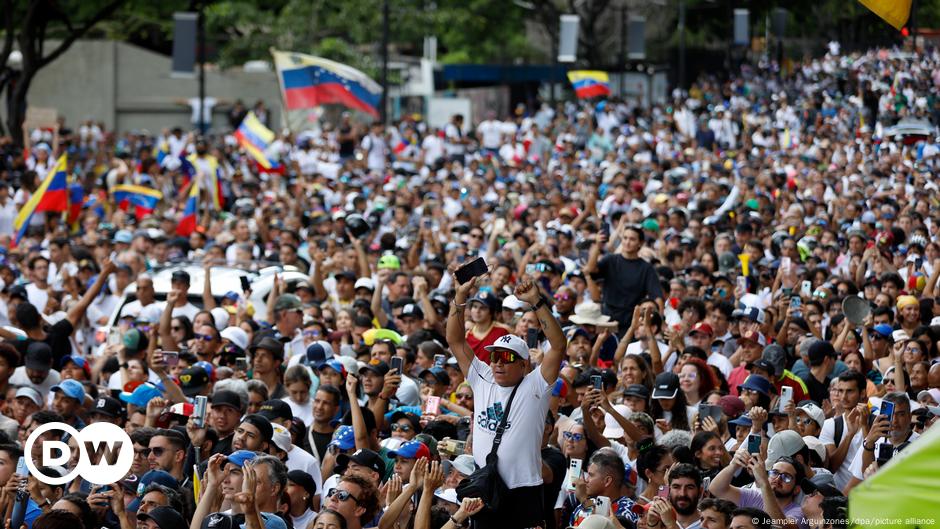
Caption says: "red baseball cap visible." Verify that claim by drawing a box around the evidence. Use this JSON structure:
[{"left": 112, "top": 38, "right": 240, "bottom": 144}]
[{"left": 689, "top": 322, "right": 714, "bottom": 336}]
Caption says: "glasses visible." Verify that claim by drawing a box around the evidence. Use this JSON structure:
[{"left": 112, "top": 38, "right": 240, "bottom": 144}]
[
  {"left": 563, "top": 431, "right": 584, "bottom": 442},
  {"left": 768, "top": 470, "right": 795, "bottom": 483},
  {"left": 456, "top": 393, "right": 473, "bottom": 400},
  {"left": 150, "top": 447, "right": 170, "bottom": 457},
  {"left": 869, "top": 334, "right": 885, "bottom": 341},
  {"left": 135, "top": 448, "right": 151, "bottom": 457},
  {"left": 303, "top": 330, "right": 321, "bottom": 337},
  {"left": 391, "top": 424, "right": 412, "bottom": 432},
  {"left": 194, "top": 333, "right": 214, "bottom": 342},
  {"left": 327, "top": 488, "right": 360, "bottom": 504},
  {"left": 489, "top": 349, "right": 519, "bottom": 364},
  {"left": 795, "top": 418, "right": 814, "bottom": 426},
  {"left": 554, "top": 293, "right": 571, "bottom": 301},
  {"left": 679, "top": 372, "right": 697, "bottom": 380}
]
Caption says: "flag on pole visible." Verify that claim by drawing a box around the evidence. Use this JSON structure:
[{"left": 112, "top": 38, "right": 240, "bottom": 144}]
[
  {"left": 184, "top": 153, "right": 224, "bottom": 210},
  {"left": 567, "top": 71, "right": 611, "bottom": 99},
  {"left": 176, "top": 182, "right": 199, "bottom": 236},
  {"left": 271, "top": 50, "right": 382, "bottom": 118},
  {"left": 13, "top": 154, "right": 68, "bottom": 246},
  {"left": 112, "top": 184, "right": 164, "bottom": 221},
  {"left": 234, "top": 112, "right": 281, "bottom": 171},
  {"left": 67, "top": 183, "right": 84, "bottom": 232},
  {"left": 859, "top": 0, "right": 911, "bottom": 30}
]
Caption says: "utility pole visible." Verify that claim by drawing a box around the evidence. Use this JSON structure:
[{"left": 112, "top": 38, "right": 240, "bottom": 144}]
[
  {"left": 197, "top": 4, "right": 206, "bottom": 135},
  {"left": 381, "top": 0, "right": 390, "bottom": 125},
  {"left": 678, "top": 0, "right": 686, "bottom": 89}
]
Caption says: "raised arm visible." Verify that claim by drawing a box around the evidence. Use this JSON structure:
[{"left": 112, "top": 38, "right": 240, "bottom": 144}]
[
  {"left": 159, "top": 289, "right": 180, "bottom": 351},
  {"left": 202, "top": 262, "right": 217, "bottom": 310},
  {"left": 345, "top": 374, "right": 370, "bottom": 450},
  {"left": 445, "top": 264, "right": 482, "bottom": 376},
  {"left": 67, "top": 258, "right": 117, "bottom": 328},
  {"left": 583, "top": 232, "right": 607, "bottom": 276},
  {"left": 708, "top": 445, "right": 748, "bottom": 504},
  {"left": 514, "top": 279, "right": 565, "bottom": 384}
]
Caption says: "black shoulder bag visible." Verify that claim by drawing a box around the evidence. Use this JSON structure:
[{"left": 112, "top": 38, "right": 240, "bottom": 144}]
[{"left": 455, "top": 383, "right": 520, "bottom": 513}]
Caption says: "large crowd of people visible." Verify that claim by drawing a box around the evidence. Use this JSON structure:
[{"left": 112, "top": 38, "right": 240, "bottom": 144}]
[{"left": 0, "top": 43, "right": 937, "bottom": 529}]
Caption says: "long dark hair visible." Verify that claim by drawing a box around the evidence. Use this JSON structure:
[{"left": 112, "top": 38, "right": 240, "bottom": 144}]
[{"left": 650, "top": 391, "right": 691, "bottom": 431}]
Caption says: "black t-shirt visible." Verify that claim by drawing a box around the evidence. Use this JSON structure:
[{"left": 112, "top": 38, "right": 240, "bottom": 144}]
[
  {"left": 804, "top": 372, "right": 831, "bottom": 405},
  {"left": 311, "top": 428, "right": 334, "bottom": 462},
  {"left": 592, "top": 254, "right": 663, "bottom": 325},
  {"left": 14, "top": 319, "right": 74, "bottom": 366},
  {"left": 338, "top": 125, "right": 356, "bottom": 157},
  {"left": 541, "top": 446, "right": 567, "bottom": 529}
]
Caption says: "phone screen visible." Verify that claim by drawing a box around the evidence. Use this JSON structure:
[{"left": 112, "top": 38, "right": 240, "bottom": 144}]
[
  {"left": 390, "top": 356, "right": 403, "bottom": 373},
  {"left": 881, "top": 401, "right": 895, "bottom": 423},
  {"left": 454, "top": 257, "right": 487, "bottom": 284},
  {"left": 240, "top": 276, "right": 251, "bottom": 293},
  {"left": 526, "top": 328, "right": 539, "bottom": 349},
  {"left": 591, "top": 375, "right": 603, "bottom": 390},
  {"left": 747, "top": 434, "right": 761, "bottom": 454},
  {"left": 433, "top": 354, "right": 446, "bottom": 368}
]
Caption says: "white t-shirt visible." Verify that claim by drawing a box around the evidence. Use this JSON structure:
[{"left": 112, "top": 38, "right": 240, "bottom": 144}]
[
  {"left": 467, "top": 357, "right": 550, "bottom": 489},
  {"left": 444, "top": 123, "right": 465, "bottom": 156},
  {"left": 819, "top": 413, "right": 864, "bottom": 490},
  {"left": 10, "top": 367, "right": 60, "bottom": 400},
  {"left": 477, "top": 120, "right": 504, "bottom": 149},
  {"left": 849, "top": 431, "right": 919, "bottom": 480},
  {"left": 286, "top": 445, "right": 324, "bottom": 502},
  {"left": 282, "top": 396, "right": 314, "bottom": 428},
  {"left": 187, "top": 97, "right": 218, "bottom": 125},
  {"left": 707, "top": 352, "right": 733, "bottom": 379},
  {"left": 25, "top": 283, "right": 49, "bottom": 313},
  {"left": 421, "top": 135, "right": 444, "bottom": 166}
]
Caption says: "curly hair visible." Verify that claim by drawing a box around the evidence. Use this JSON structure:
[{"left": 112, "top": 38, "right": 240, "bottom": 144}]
[{"left": 339, "top": 473, "right": 379, "bottom": 526}]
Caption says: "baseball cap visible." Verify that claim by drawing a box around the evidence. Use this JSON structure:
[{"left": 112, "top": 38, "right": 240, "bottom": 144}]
[
  {"left": 360, "top": 359, "right": 390, "bottom": 377},
  {"left": 271, "top": 424, "right": 292, "bottom": 453},
  {"left": 801, "top": 473, "right": 844, "bottom": 498},
  {"left": 129, "top": 470, "right": 179, "bottom": 510},
  {"left": 220, "top": 327, "right": 249, "bottom": 351},
  {"left": 871, "top": 324, "right": 894, "bottom": 340},
  {"left": 761, "top": 344, "right": 787, "bottom": 378},
  {"left": 389, "top": 411, "right": 421, "bottom": 433},
  {"left": 733, "top": 306, "right": 766, "bottom": 324},
  {"left": 303, "top": 342, "right": 331, "bottom": 368},
  {"left": 51, "top": 379, "right": 85, "bottom": 402},
  {"left": 452, "top": 454, "right": 476, "bottom": 476},
  {"left": 689, "top": 322, "right": 713, "bottom": 336},
  {"left": 737, "top": 374, "right": 774, "bottom": 397},
  {"left": 336, "top": 448, "right": 385, "bottom": 475},
  {"left": 718, "top": 395, "right": 745, "bottom": 419},
  {"left": 209, "top": 390, "right": 245, "bottom": 413},
  {"left": 739, "top": 331, "right": 767, "bottom": 347},
  {"left": 91, "top": 396, "right": 124, "bottom": 418},
  {"left": 60, "top": 355, "right": 92, "bottom": 377},
  {"left": 803, "top": 436, "right": 827, "bottom": 465},
  {"left": 765, "top": 430, "right": 806, "bottom": 470},
  {"left": 602, "top": 404, "right": 632, "bottom": 438},
  {"left": 273, "top": 294, "right": 303, "bottom": 312},
  {"left": 751, "top": 359, "right": 777, "bottom": 377},
  {"left": 483, "top": 334, "right": 530, "bottom": 359},
  {"left": 652, "top": 372, "right": 680, "bottom": 399},
  {"left": 399, "top": 303, "right": 424, "bottom": 319},
  {"left": 623, "top": 384, "right": 651, "bottom": 400},
  {"left": 178, "top": 366, "right": 210, "bottom": 397},
  {"left": 468, "top": 291, "right": 500, "bottom": 313},
  {"left": 377, "top": 254, "right": 401, "bottom": 270},
  {"left": 241, "top": 414, "right": 274, "bottom": 443},
  {"left": 577, "top": 515, "right": 617, "bottom": 529},
  {"left": 251, "top": 336, "right": 285, "bottom": 361},
  {"left": 419, "top": 366, "right": 450, "bottom": 386},
  {"left": 137, "top": 506, "right": 186, "bottom": 529},
  {"left": 287, "top": 469, "right": 318, "bottom": 498},
  {"left": 389, "top": 440, "right": 431, "bottom": 460},
  {"left": 123, "top": 328, "right": 148, "bottom": 354},
  {"left": 354, "top": 278, "right": 375, "bottom": 291},
  {"left": 113, "top": 230, "right": 133, "bottom": 244},
  {"left": 502, "top": 295, "right": 527, "bottom": 311},
  {"left": 120, "top": 382, "right": 163, "bottom": 407},
  {"left": 15, "top": 387, "right": 43, "bottom": 407},
  {"left": 329, "top": 425, "right": 356, "bottom": 451},
  {"left": 796, "top": 402, "right": 826, "bottom": 428},
  {"left": 201, "top": 513, "right": 239, "bottom": 529},
  {"left": 319, "top": 359, "right": 347, "bottom": 376},
  {"left": 258, "top": 400, "right": 294, "bottom": 423},
  {"left": 225, "top": 450, "right": 258, "bottom": 469},
  {"left": 7, "top": 285, "right": 28, "bottom": 302},
  {"left": 891, "top": 329, "right": 910, "bottom": 343},
  {"left": 24, "top": 342, "right": 53, "bottom": 371}
]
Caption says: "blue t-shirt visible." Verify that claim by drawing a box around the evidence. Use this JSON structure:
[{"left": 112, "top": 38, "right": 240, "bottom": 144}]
[
  {"left": 241, "top": 512, "right": 288, "bottom": 529},
  {"left": 23, "top": 498, "right": 43, "bottom": 529}
]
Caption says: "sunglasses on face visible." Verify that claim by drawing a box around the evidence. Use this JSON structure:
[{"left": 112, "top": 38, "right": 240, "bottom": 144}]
[
  {"left": 456, "top": 393, "right": 473, "bottom": 400},
  {"left": 563, "top": 431, "right": 584, "bottom": 442},
  {"left": 795, "top": 418, "right": 814, "bottom": 426},
  {"left": 768, "top": 470, "right": 795, "bottom": 483},
  {"left": 303, "top": 330, "right": 321, "bottom": 337},
  {"left": 194, "top": 333, "right": 215, "bottom": 342},
  {"left": 391, "top": 424, "right": 412, "bottom": 432},
  {"left": 150, "top": 447, "right": 171, "bottom": 457},
  {"left": 135, "top": 448, "right": 151, "bottom": 457},
  {"left": 554, "top": 293, "right": 571, "bottom": 301},
  {"left": 489, "top": 349, "right": 519, "bottom": 364},
  {"left": 327, "top": 488, "right": 360, "bottom": 504}
]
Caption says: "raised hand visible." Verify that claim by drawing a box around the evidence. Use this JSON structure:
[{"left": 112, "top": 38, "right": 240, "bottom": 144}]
[
  {"left": 424, "top": 460, "right": 445, "bottom": 492},
  {"left": 514, "top": 278, "right": 542, "bottom": 306},
  {"left": 409, "top": 457, "right": 429, "bottom": 490},
  {"left": 206, "top": 453, "right": 228, "bottom": 487},
  {"left": 385, "top": 474, "right": 402, "bottom": 508}
]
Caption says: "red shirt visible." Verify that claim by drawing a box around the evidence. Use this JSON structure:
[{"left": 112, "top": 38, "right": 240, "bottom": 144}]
[
  {"left": 728, "top": 364, "right": 750, "bottom": 397},
  {"left": 466, "top": 325, "right": 509, "bottom": 363}
]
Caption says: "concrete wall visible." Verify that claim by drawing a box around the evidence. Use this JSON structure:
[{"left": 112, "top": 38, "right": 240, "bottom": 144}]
[{"left": 20, "top": 40, "right": 283, "bottom": 134}]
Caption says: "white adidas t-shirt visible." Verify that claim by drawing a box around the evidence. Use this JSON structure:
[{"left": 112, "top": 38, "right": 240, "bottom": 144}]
[{"left": 467, "top": 357, "right": 551, "bottom": 489}]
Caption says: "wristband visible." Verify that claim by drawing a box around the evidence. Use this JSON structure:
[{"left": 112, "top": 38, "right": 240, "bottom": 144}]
[
  {"left": 449, "top": 515, "right": 468, "bottom": 527},
  {"left": 532, "top": 296, "right": 549, "bottom": 312},
  {"left": 863, "top": 442, "right": 875, "bottom": 451}
]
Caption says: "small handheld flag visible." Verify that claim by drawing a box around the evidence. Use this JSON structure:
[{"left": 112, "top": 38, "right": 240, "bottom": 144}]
[
  {"left": 567, "top": 71, "right": 611, "bottom": 99},
  {"left": 13, "top": 154, "right": 69, "bottom": 246}
]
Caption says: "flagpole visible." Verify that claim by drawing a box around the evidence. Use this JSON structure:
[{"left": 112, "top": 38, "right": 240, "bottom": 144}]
[
  {"left": 270, "top": 49, "right": 291, "bottom": 132},
  {"left": 381, "top": 0, "right": 390, "bottom": 125}
]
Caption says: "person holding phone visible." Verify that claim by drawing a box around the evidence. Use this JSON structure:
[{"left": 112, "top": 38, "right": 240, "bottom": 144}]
[
  {"left": 845, "top": 392, "right": 918, "bottom": 492},
  {"left": 446, "top": 269, "right": 567, "bottom": 528}
]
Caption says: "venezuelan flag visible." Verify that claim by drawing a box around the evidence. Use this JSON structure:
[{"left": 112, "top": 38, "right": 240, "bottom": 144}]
[
  {"left": 176, "top": 181, "right": 199, "bottom": 236},
  {"left": 393, "top": 136, "right": 411, "bottom": 155},
  {"left": 13, "top": 154, "right": 68, "bottom": 246},
  {"left": 567, "top": 71, "right": 611, "bottom": 99},
  {"left": 272, "top": 50, "right": 382, "bottom": 118},
  {"left": 112, "top": 184, "right": 163, "bottom": 221},
  {"left": 859, "top": 0, "right": 910, "bottom": 30},
  {"left": 184, "top": 154, "right": 224, "bottom": 210},
  {"left": 234, "top": 112, "right": 280, "bottom": 171}
]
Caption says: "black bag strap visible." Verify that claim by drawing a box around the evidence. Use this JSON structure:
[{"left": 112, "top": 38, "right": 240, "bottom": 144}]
[
  {"left": 489, "top": 383, "right": 521, "bottom": 457},
  {"left": 834, "top": 415, "right": 844, "bottom": 447}
]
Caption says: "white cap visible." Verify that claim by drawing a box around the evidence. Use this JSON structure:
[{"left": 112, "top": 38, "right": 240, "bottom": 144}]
[
  {"left": 803, "top": 435, "right": 827, "bottom": 464},
  {"left": 892, "top": 329, "right": 910, "bottom": 343},
  {"left": 221, "top": 327, "right": 249, "bottom": 351},
  {"left": 15, "top": 386, "right": 43, "bottom": 406},
  {"left": 354, "top": 277, "right": 375, "bottom": 291},
  {"left": 501, "top": 295, "right": 528, "bottom": 311},
  {"left": 483, "top": 334, "right": 530, "bottom": 359},
  {"left": 433, "top": 488, "right": 459, "bottom": 505},
  {"left": 271, "top": 423, "right": 292, "bottom": 453},
  {"left": 602, "top": 404, "right": 632, "bottom": 439},
  {"left": 211, "top": 307, "right": 230, "bottom": 331},
  {"left": 452, "top": 454, "right": 476, "bottom": 476},
  {"left": 796, "top": 402, "right": 826, "bottom": 428}
]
